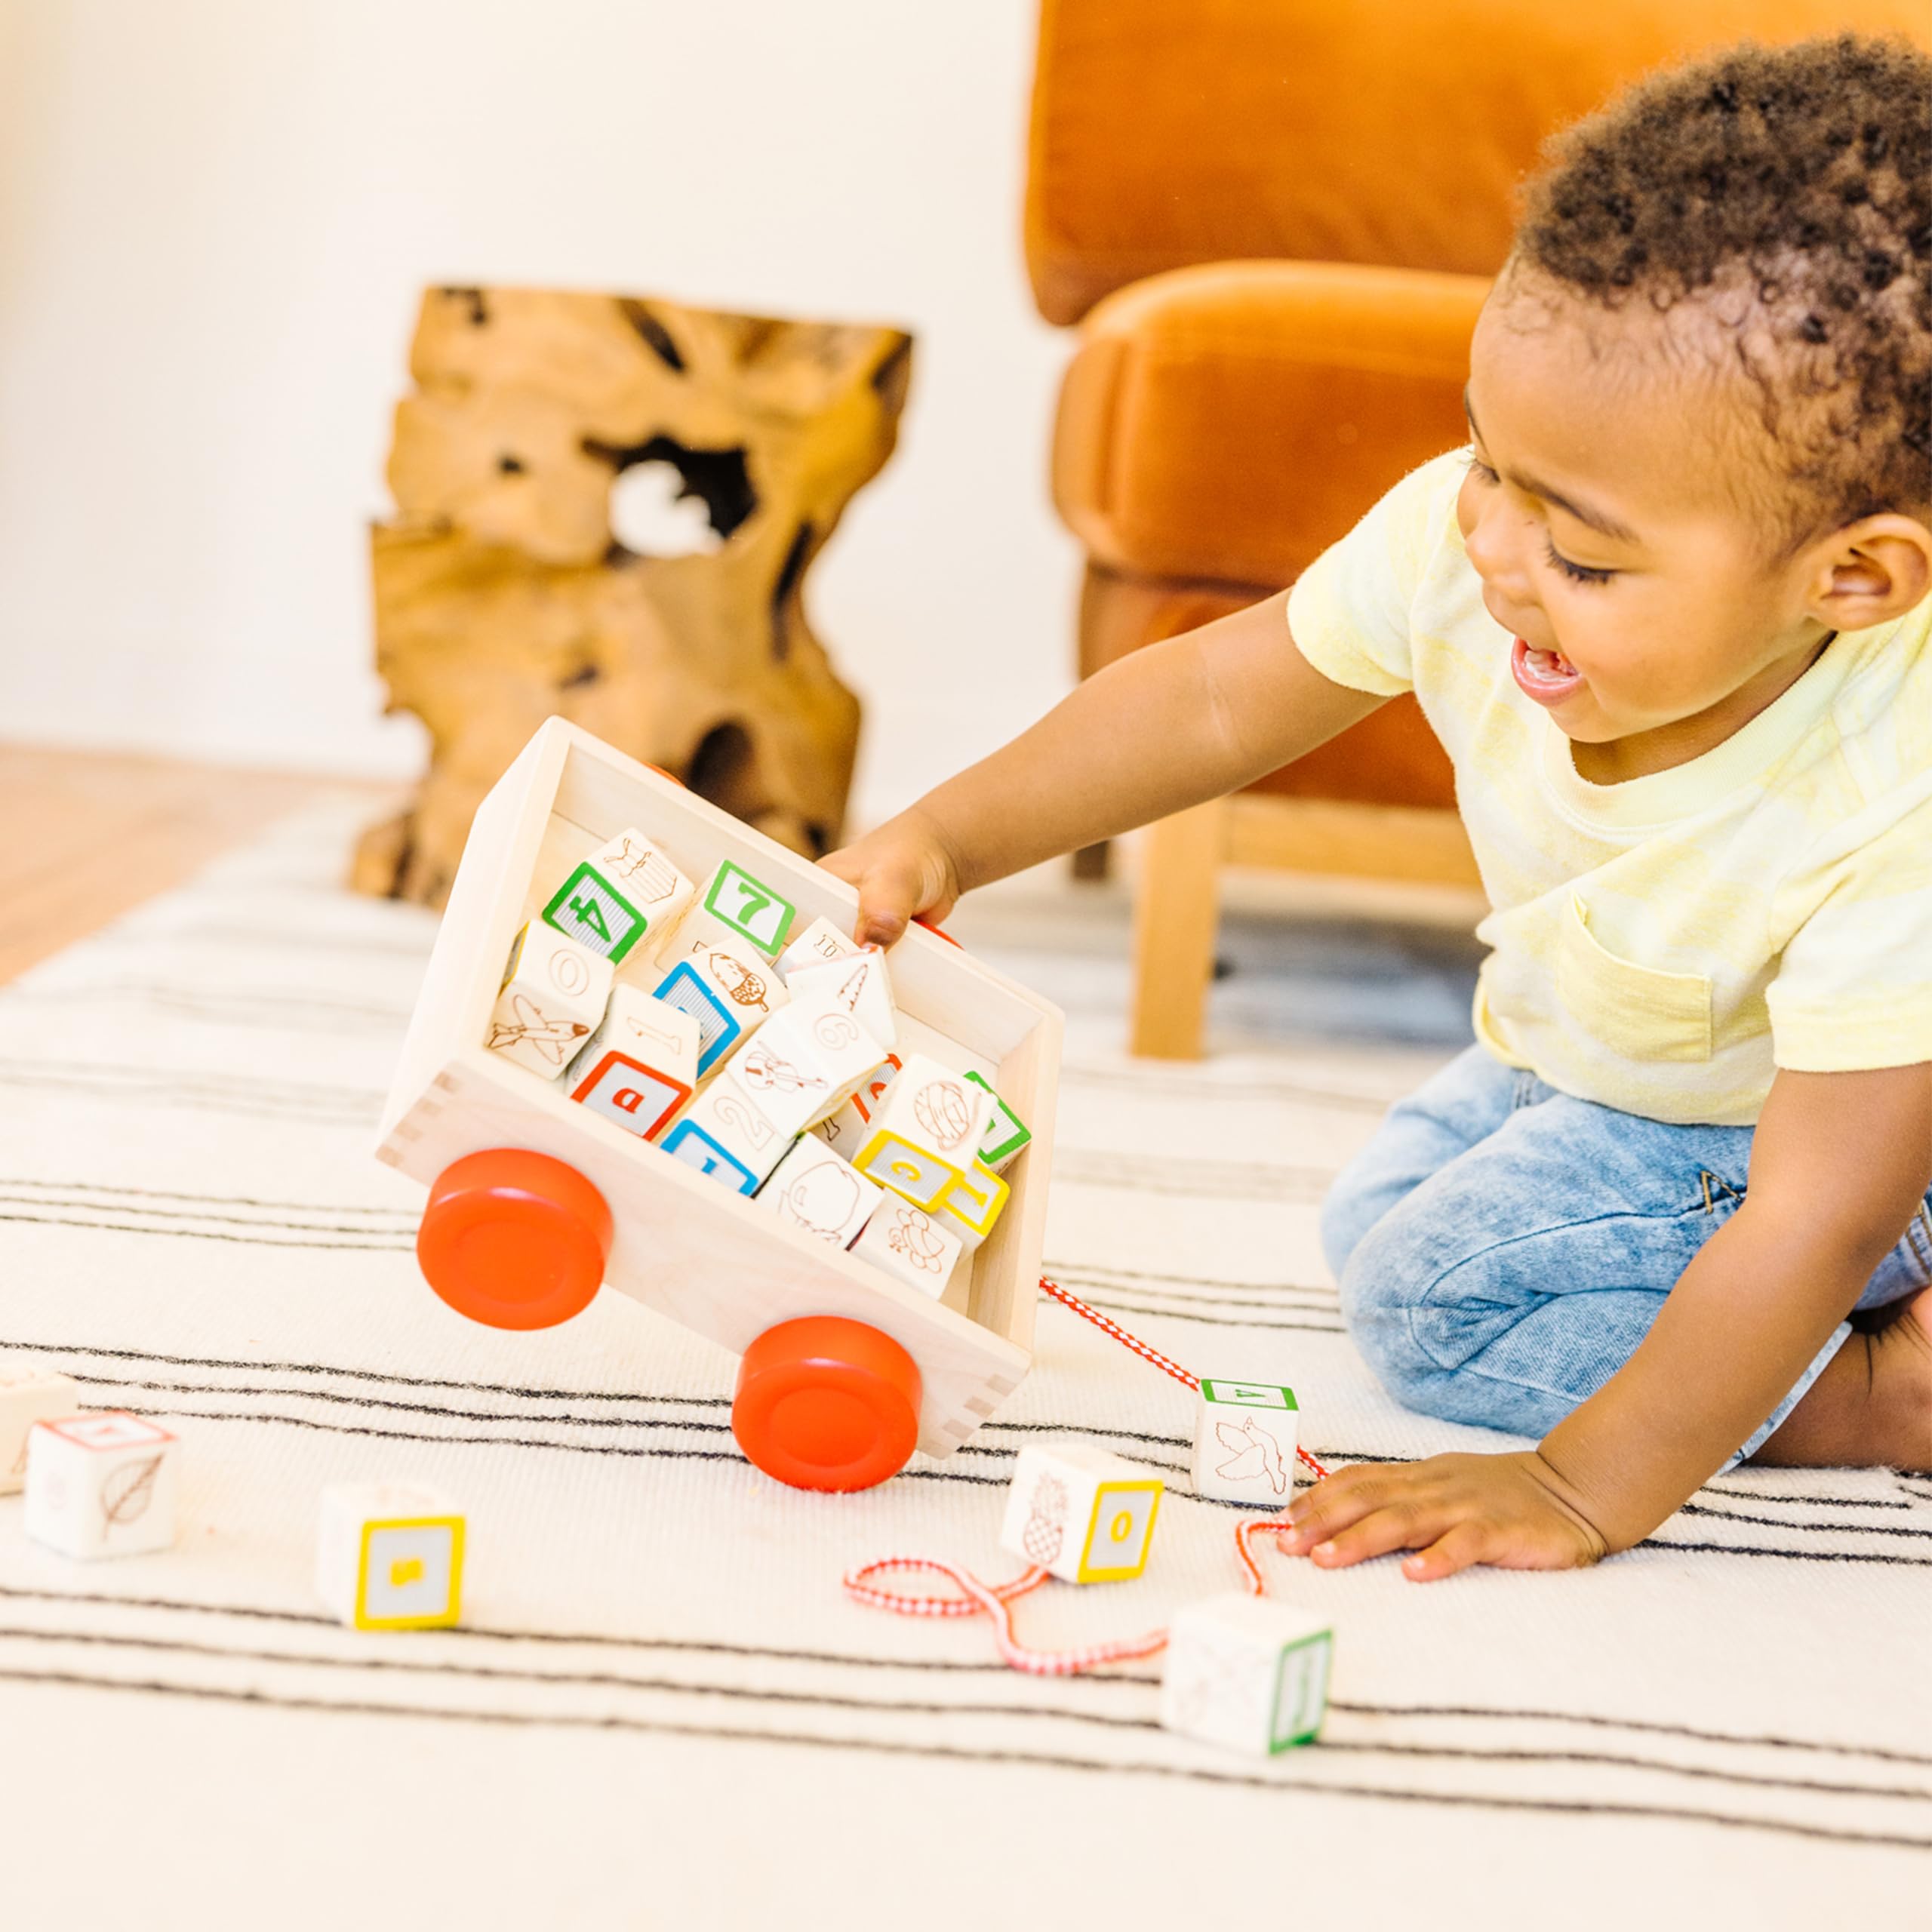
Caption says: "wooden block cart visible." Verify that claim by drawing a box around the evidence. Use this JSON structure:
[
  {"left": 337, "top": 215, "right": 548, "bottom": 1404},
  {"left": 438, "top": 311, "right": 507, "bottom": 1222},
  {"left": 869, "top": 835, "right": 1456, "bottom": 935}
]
[{"left": 377, "top": 718, "right": 1062, "bottom": 1490}]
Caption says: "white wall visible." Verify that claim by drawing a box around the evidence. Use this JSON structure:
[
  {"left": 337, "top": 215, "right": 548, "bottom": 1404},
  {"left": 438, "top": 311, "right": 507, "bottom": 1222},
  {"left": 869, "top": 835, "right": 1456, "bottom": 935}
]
[{"left": 0, "top": 0, "right": 1079, "bottom": 829}]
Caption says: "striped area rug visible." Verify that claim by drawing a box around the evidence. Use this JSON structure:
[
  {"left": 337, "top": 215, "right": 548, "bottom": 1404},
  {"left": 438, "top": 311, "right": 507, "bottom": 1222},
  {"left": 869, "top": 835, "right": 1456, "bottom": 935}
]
[{"left": 0, "top": 808, "right": 1924, "bottom": 1928}]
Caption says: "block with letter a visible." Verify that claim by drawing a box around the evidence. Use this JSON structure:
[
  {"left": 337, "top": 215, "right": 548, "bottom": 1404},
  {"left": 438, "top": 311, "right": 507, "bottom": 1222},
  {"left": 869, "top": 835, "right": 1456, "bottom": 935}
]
[
  {"left": 666, "top": 1072, "right": 792, "bottom": 1194},
  {"left": 565, "top": 986, "right": 700, "bottom": 1140},
  {"left": 485, "top": 922, "right": 612, "bottom": 1078},
  {"left": 1190, "top": 1378, "right": 1300, "bottom": 1506},
  {"left": 24, "top": 1411, "right": 180, "bottom": 1559}
]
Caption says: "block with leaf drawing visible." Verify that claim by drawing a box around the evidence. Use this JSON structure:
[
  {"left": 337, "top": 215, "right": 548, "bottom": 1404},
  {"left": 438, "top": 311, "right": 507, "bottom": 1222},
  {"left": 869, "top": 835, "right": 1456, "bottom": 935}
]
[
  {"left": 565, "top": 986, "right": 700, "bottom": 1140},
  {"left": 24, "top": 1411, "right": 179, "bottom": 1559},
  {"left": 997, "top": 1441, "right": 1163, "bottom": 1583},
  {"left": 851, "top": 1054, "right": 994, "bottom": 1211},
  {"left": 317, "top": 1481, "right": 466, "bottom": 1631},
  {"left": 701, "top": 858, "right": 796, "bottom": 959},
  {"left": 485, "top": 922, "right": 613, "bottom": 1077},
  {"left": 651, "top": 912, "right": 791, "bottom": 1075},
  {"left": 1190, "top": 1379, "right": 1302, "bottom": 1506},
  {"left": 0, "top": 1365, "right": 79, "bottom": 1496},
  {"left": 1159, "top": 1592, "right": 1332, "bottom": 1754}
]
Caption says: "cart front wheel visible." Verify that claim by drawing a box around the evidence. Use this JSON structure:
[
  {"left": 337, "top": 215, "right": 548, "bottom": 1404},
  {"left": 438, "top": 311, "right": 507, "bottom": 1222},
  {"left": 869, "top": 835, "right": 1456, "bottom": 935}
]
[
  {"left": 732, "top": 1316, "right": 921, "bottom": 1491},
  {"left": 417, "top": 1149, "right": 612, "bottom": 1331}
]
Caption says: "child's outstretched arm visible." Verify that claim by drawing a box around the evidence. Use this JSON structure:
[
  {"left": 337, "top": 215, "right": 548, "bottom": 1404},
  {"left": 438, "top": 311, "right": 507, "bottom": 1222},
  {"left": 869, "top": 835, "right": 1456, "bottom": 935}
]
[
  {"left": 821, "top": 592, "right": 1383, "bottom": 944},
  {"left": 1281, "top": 1060, "right": 1932, "bottom": 1578}
]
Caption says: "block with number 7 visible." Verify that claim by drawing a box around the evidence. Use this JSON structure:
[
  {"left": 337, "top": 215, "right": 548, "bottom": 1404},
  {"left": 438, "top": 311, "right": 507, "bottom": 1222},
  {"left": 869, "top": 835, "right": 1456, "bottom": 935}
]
[{"left": 701, "top": 860, "right": 796, "bottom": 959}]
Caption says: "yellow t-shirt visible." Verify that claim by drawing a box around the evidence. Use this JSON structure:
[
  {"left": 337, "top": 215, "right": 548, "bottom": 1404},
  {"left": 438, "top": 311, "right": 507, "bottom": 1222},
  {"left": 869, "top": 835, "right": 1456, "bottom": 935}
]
[{"left": 1286, "top": 448, "right": 1932, "bottom": 1127}]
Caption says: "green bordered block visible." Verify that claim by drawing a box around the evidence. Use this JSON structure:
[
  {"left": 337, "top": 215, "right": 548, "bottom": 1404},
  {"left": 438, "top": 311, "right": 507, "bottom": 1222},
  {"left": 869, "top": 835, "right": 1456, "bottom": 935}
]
[
  {"left": 701, "top": 860, "right": 795, "bottom": 958},
  {"left": 1270, "top": 1627, "right": 1334, "bottom": 1751},
  {"left": 964, "top": 1069, "right": 1031, "bottom": 1170},
  {"left": 1199, "top": 1378, "right": 1298, "bottom": 1412},
  {"left": 542, "top": 862, "right": 648, "bottom": 964}
]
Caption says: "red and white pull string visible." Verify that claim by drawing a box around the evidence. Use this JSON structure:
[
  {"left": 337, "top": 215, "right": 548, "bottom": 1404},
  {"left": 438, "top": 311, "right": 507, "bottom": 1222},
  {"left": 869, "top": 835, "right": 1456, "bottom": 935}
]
[
  {"left": 842, "top": 1555, "right": 1169, "bottom": 1675},
  {"left": 1038, "top": 1275, "right": 1329, "bottom": 1480}
]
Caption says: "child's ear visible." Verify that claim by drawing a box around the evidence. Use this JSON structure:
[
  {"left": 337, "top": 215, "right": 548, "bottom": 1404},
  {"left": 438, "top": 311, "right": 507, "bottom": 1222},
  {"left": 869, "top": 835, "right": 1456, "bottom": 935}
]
[{"left": 1806, "top": 514, "right": 1932, "bottom": 631}]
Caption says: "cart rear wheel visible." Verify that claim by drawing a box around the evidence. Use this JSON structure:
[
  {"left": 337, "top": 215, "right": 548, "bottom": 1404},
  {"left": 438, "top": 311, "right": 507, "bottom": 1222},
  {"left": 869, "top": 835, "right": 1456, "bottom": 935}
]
[
  {"left": 417, "top": 1149, "right": 612, "bottom": 1331},
  {"left": 732, "top": 1316, "right": 921, "bottom": 1491}
]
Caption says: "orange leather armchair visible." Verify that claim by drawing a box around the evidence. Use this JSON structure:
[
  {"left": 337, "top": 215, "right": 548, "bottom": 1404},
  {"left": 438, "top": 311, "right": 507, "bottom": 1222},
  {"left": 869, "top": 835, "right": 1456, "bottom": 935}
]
[{"left": 1027, "top": 0, "right": 1929, "bottom": 1057}]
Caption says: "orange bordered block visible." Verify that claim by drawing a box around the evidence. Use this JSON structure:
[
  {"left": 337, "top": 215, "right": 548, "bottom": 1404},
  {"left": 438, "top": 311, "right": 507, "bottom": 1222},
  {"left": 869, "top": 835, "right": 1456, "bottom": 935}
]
[
  {"left": 0, "top": 1364, "right": 79, "bottom": 1495},
  {"left": 565, "top": 986, "right": 700, "bottom": 1140},
  {"left": 485, "top": 923, "right": 612, "bottom": 1078},
  {"left": 24, "top": 1412, "right": 179, "bottom": 1559},
  {"left": 317, "top": 1481, "right": 466, "bottom": 1631},
  {"left": 1159, "top": 1592, "right": 1333, "bottom": 1754},
  {"left": 1192, "top": 1379, "right": 1301, "bottom": 1506},
  {"left": 998, "top": 1442, "right": 1163, "bottom": 1583},
  {"left": 851, "top": 1054, "right": 995, "bottom": 1211}
]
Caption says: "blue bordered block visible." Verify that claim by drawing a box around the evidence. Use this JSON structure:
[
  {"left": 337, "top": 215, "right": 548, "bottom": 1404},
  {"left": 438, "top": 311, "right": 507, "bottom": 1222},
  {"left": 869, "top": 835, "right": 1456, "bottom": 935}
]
[
  {"left": 660, "top": 1118, "right": 760, "bottom": 1195},
  {"left": 653, "top": 960, "right": 743, "bottom": 1075}
]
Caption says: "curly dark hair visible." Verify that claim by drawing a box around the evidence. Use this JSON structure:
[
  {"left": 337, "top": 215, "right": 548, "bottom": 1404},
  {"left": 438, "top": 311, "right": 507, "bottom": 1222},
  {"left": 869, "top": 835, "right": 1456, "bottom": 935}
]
[{"left": 1514, "top": 33, "right": 1930, "bottom": 543}]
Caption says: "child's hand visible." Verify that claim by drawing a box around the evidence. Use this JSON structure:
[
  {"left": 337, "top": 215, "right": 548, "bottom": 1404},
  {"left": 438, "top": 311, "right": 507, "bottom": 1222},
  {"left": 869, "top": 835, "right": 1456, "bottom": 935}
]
[
  {"left": 1277, "top": 1451, "right": 1609, "bottom": 1581},
  {"left": 819, "top": 808, "right": 964, "bottom": 948}
]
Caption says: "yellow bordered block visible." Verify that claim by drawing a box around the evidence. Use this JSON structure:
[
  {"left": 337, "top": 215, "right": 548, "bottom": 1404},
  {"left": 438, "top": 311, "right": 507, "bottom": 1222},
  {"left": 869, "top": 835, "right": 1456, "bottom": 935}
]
[
  {"left": 850, "top": 1054, "right": 993, "bottom": 1210},
  {"left": 936, "top": 1158, "right": 1010, "bottom": 1251},
  {"left": 317, "top": 1481, "right": 466, "bottom": 1631},
  {"left": 998, "top": 1442, "right": 1163, "bottom": 1583}
]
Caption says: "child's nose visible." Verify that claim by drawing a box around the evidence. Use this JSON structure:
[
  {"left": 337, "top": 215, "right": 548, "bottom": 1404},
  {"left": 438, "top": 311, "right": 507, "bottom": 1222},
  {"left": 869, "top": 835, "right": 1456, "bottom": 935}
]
[{"left": 1462, "top": 496, "right": 1532, "bottom": 606}]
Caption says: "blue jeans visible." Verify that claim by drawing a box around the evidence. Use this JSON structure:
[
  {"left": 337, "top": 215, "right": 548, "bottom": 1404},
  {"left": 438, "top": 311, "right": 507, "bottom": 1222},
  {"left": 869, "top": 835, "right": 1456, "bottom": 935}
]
[{"left": 1324, "top": 1045, "right": 1932, "bottom": 1466}]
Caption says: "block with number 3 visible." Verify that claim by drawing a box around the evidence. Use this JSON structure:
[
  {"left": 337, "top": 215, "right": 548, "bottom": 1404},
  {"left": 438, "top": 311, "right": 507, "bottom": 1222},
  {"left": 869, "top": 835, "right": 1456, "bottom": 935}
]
[{"left": 701, "top": 860, "right": 796, "bottom": 959}]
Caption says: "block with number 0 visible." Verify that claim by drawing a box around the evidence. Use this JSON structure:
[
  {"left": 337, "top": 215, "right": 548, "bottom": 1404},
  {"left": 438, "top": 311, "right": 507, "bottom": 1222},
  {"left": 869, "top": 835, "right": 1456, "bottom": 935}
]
[
  {"left": 485, "top": 923, "right": 612, "bottom": 1078},
  {"left": 998, "top": 1442, "right": 1163, "bottom": 1583},
  {"left": 702, "top": 860, "right": 796, "bottom": 958}
]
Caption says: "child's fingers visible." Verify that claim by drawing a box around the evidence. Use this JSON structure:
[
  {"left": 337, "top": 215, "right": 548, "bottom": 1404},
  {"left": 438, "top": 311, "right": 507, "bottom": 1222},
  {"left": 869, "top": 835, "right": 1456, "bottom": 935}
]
[
  {"left": 1278, "top": 1466, "right": 1388, "bottom": 1554},
  {"left": 1401, "top": 1521, "right": 1491, "bottom": 1583},
  {"left": 1306, "top": 1502, "right": 1446, "bottom": 1570},
  {"left": 851, "top": 853, "right": 931, "bottom": 948}
]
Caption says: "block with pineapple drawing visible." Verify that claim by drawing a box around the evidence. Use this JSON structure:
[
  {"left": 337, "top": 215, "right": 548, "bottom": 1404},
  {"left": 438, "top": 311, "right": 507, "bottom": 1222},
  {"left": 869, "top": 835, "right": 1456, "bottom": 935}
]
[
  {"left": 1159, "top": 1592, "right": 1332, "bottom": 1754},
  {"left": 485, "top": 922, "right": 612, "bottom": 1077},
  {"left": 0, "top": 1364, "right": 80, "bottom": 1496},
  {"left": 565, "top": 986, "right": 700, "bottom": 1140},
  {"left": 1191, "top": 1378, "right": 1301, "bottom": 1506},
  {"left": 316, "top": 1481, "right": 465, "bottom": 1631},
  {"left": 998, "top": 1441, "right": 1163, "bottom": 1583}
]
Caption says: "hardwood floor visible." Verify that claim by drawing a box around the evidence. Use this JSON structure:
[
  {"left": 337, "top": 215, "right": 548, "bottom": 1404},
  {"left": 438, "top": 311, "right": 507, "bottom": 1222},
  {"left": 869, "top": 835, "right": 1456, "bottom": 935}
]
[{"left": 0, "top": 746, "right": 394, "bottom": 983}]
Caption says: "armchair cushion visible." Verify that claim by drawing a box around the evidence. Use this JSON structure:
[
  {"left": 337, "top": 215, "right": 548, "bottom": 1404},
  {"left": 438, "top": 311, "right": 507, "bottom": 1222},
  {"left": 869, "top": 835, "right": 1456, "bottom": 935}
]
[{"left": 1053, "top": 260, "right": 1485, "bottom": 589}]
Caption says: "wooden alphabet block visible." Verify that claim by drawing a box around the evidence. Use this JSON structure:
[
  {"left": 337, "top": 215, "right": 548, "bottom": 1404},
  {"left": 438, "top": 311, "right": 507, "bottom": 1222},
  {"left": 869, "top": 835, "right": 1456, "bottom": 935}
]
[
  {"left": 964, "top": 1069, "right": 1032, "bottom": 1173},
  {"left": 317, "top": 1481, "right": 466, "bottom": 1631},
  {"left": 486, "top": 922, "right": 613, "bottom": 1076},
  {"left": 851, "top": 1054, "right": 994, "bottom": 1211},
  {"left": 24, "top": 1412, "right": 179, "bottom": 1559},
  {"left": 850, "top": 1195, "right": 963, "bottom": 1298},
  {"left": 998, "top": 1442, "right": 1163, "bottom": 1584},
  {"left": 934, "top": 1157, "right": 1010, "bottom": 1249},
  {"left": 0, "top": 1365, "right": 80, "bottom": 1495},
  {"left": 663, "top": 1073, "right": 793, "bottom": 1195},
  {"left": 651, "top": 912, "right": 790, "bottom": 1075},
  {"left": 728, "top": 994, "right": 886, "bottom": 1139},
  {"left": 540, "top": 826, "right": 694, "bottom": 970},
  {"left": 759, "top": 1136, "right": 883, "bottom": 1247},
  {"left": 784, "top": 946, "right": 897, "bottom": 1052},
  {"left": 565, "top": 986, "right": 700, "bottom": 1140},
  {"left": 1159, "top": 1592, "right": 1332, "bottom": 1753},
  {"left": 700, "top": 859, "right": 796, "bottom": 959},
  {"left": 777, "top": 914, "right": 859, "bottom": 983},
  {"left": 1191, "top": 1379, "right": 1301, "bottom": 1506}
]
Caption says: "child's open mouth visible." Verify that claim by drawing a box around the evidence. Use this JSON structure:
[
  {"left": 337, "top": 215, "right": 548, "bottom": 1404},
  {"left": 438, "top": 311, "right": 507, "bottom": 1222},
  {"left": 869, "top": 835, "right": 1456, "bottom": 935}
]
[{"left": 1510, "top": 636, "right": 1586, "bottom": 708}]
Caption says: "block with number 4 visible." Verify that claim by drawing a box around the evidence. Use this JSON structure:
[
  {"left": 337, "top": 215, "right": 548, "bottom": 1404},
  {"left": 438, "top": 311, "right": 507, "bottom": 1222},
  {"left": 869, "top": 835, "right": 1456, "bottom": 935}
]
[
  {"left": 701, "top": 860, "right": 796, "bottom": 959},
  {"left": 25, "top": 1412, "right": 179, "bottom": 1559},
  {"left": 851, "top": 1196, "right": 964, "bottom": 1298},
  {"left": 776, "top": 914, "right": 859, "bottom": 983},
  {"left": 728, "top": 995, "right": 885, "bottom": 1139},
  {"left": 785, "top": 946, "right": 897, "bottom": 1052},
  {"left": 565, "top": 986, "right": 700, "bottom": 1140},
  {"left": 543, "top": 827, "right": 694, "bottom": 966},
  {"left": 1160, "top": 1592, "right": 1332, "bottom": 1754},
  {"left": 485, "top": 923, "right": 612, "bottom": 1077},
  {"left": 852, "top": 1055, "right": 994, "bottom": 1211},
  {"left": 0, "top": 1365, "right": 80, "bottom": 1494},
  {"left": 759, "top": 1136, "right": 883, "bottom": 1248},
  {"left": 662, "top": 1073, "right": 794, "bottom": 1195},
  {"left": 1192, "top": 1379, "right": 1301, "bottom": 1506},
  {"left": 998, "top": 1442, "right": 1163, "bottom": 1583},
  {"left": 317, "top": 1481, "right": 465, "bottom": 1631},
  {"left": 653, "top": 913, "right": 790, "bottom": 1076}
]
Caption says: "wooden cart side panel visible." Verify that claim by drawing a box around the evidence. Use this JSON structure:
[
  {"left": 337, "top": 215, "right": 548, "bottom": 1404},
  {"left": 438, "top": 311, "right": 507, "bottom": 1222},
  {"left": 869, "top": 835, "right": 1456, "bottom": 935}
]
[
  {"left": 377, "top": 726, "right": 570, "bottom": 1141},
  {"left": 383, "top": 1054, "right": 1029, "bottom": 1457}
]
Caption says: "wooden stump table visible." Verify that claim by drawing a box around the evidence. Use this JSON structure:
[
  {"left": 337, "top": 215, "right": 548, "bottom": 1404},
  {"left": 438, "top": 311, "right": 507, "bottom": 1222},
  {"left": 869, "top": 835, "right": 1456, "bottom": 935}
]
[{"left": 354, "top": 285, "right": 913, "bottom": 908}]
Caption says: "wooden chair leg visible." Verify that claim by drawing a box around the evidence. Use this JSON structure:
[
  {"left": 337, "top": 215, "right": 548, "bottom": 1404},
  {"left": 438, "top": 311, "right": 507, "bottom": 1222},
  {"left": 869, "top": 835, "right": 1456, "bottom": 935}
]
[
  {"left": 1071, "top": 841, "right": 1111, "bottom": 882},
  {"left": 1131, "top": 798, "right": 1226, "bottom": 1060}
]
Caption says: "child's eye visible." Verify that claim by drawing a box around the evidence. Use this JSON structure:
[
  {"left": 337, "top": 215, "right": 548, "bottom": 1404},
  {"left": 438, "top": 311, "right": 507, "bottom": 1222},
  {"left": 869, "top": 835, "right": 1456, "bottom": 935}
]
[
  {"left": 1543, "top": 539, "right": 1614, "bottom": 586},
  {"left": 1463, "top": 452, "right": 1500, "bottom": 486}
]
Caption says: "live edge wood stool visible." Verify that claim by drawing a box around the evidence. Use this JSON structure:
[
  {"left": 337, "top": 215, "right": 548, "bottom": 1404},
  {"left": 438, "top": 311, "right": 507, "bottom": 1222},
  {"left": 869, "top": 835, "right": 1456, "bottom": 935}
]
[{"left": 354, "top": 285, "right": 913, "bottom": 911}]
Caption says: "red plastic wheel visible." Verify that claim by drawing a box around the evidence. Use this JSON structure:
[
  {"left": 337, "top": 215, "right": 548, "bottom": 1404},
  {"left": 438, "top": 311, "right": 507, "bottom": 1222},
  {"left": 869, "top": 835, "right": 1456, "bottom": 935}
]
[
  {"left": 417, "top": 1149, "right": 613, "bottom": 1331},
  {"left": 732, "top": 1316, "right": 922, "bottom": 1491}
]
